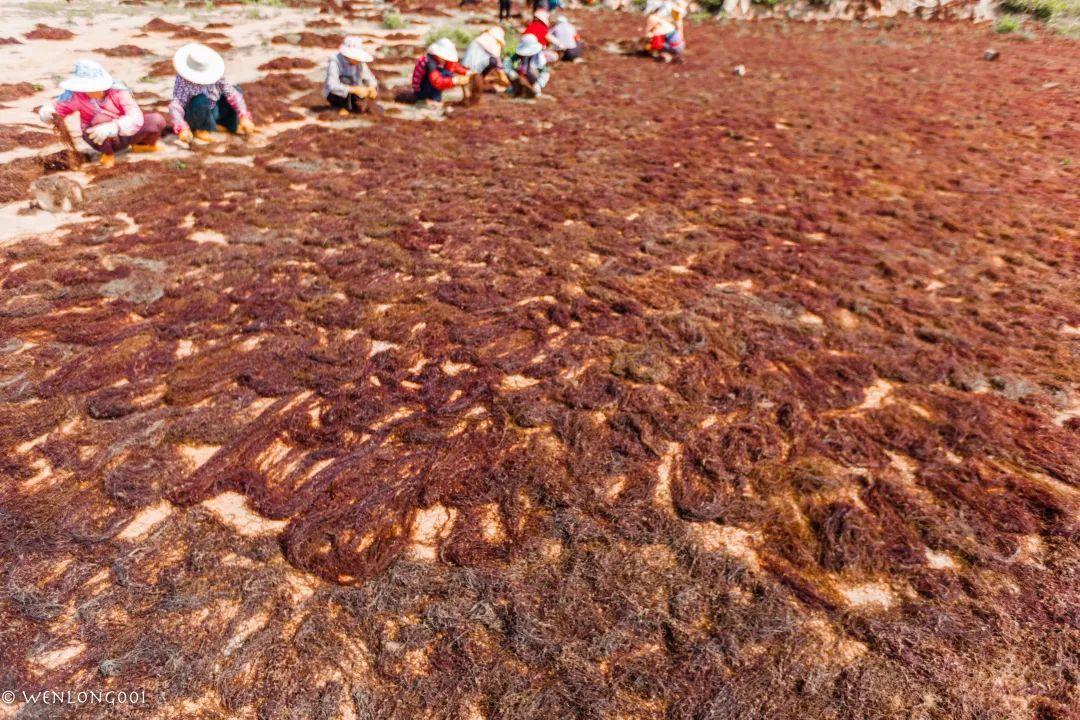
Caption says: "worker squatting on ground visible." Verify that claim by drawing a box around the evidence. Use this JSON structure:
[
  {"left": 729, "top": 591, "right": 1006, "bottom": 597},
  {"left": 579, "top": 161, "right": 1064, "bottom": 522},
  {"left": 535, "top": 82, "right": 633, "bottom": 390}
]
[
  {"left": 169, "top": 43, "right": 256, "bottom": 145},
  {"left": 548, "top": 15, "right": 584, "bottom": 62},
  {"left": 645, "top": 14, "right": 685, "bottom": 62},
  {"left": 412, "top": 39, "right": 472, "bottom": 104},
  {"left": 504, "top": 34, "right": 550, "bottom": 98},
  {"left": 324, "top": 36, "right": 380, "bottom": 115},
  {"left": 462, "top": 27, "right": 511, "bottom": 90},
  {"left": 37, "top": 60, "right": 166, "bottom": 168}
]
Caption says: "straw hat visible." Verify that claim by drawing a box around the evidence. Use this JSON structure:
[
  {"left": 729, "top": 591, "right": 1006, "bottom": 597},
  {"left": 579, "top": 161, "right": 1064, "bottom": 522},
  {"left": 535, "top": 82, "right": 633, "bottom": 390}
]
[
  {"left": 173, "top": 43, "right": 225, "bottom": 85},
  {"left": 339, "top": 36, "right": 374, "bottom": 63},
  {"left": 427, "top": 38, "right": 459, "bottom": 63},
  {"left": 646, "top": 15, "right": 675, "bottom": 36},
  {"left": 475, "top": 27, "right": 505, "bottom": 57},
  {"left": 515, "top": 33, "right": 543, "bottom": 57},
  {"left": 59, "top": 59, "right": 114, "bottom": 93},
  {"left": 533, "top": 8, "right": 550, "bottom": 24}
]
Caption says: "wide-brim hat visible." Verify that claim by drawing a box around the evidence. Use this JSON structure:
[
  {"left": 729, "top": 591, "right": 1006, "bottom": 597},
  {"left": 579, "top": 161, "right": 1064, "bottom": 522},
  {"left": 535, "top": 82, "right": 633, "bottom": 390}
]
[
  {"left": 475, "top": 29, "right": 504, "bottom": 57},
  {"left": 340, "top": 36, "right": 374, "bottom": 62},
  {"left": 515, "top": 33, "right": 543, "bottom": 57},
  {"left": 59, "top": 59, "right": 113, "bottom": 93},
  {"left": 646, "top": 16, "right": 675, "bottom": 36},
  {"left": 533, "top": 8, "right": 550, "bottom": 23},
  {"left": 173, "top": 43, "right": 225, "bottom": 85},
  {"left": 427, "top": 38, "right": 459, "bottom": 63}
]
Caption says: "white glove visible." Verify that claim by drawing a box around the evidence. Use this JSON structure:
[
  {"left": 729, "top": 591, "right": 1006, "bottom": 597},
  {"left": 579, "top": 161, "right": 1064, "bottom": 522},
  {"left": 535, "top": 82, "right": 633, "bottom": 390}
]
[
  {"left": 87, "top": 121, "right": 119, "bottom": 144},
  {"left": 38, "top": 103, "right": 56, "bottom": 124}
]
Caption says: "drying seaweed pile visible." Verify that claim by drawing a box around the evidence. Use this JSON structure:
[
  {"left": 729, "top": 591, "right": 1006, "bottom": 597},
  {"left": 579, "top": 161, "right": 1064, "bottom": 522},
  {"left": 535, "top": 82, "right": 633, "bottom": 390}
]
[{"left": 1, "top": 13, "right": 1078, "bottom": 720}]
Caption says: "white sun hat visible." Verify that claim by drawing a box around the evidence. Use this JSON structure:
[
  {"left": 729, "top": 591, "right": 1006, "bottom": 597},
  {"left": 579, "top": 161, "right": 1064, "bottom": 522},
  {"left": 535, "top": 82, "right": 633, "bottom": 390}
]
[
  {"left": 646, "top": 15, "right": 676, "bottom": 36},
  {"left": 339, "top": 36, "right": 374, "bottom": 63},
  {"left": 533, "top": 8, "right": 550, "bottom": 24},
  {"left": 427, "top": 37, "right": 459, "bottom": 63},
  {"left": 515, "top": 33, "right": 543, "bottom": 57},
  {"left": 475, "top": 27, "right": 505, "bottom": 57},
  {"left": 173, "top": 43, "right": 226, "bottom": 85},
  {"left": 59, "top": 59, "right": 114, "bottom": 93}
]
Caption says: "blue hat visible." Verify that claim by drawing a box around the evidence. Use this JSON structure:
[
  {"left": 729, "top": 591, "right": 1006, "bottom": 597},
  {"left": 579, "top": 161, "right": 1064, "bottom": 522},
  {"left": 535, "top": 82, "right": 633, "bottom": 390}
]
[{"left": 60, "top": 59, "right": 114, "bottom": 93}]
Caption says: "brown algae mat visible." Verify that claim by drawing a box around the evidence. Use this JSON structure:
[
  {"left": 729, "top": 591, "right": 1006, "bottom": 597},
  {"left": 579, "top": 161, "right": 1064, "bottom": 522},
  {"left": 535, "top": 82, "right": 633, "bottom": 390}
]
[{"left": 1, "top": 12, "right": 1079, "bottom": 720}]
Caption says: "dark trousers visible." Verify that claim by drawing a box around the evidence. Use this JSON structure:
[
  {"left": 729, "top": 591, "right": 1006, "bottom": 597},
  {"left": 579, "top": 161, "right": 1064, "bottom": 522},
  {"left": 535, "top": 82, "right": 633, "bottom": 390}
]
[
  {"left": 327, "top": 92, "right": 382, "bottom": 114},
  {"left": 184, "top": 91, "right": 242, "bottom": 133},
  {"left": 83, "top": 111, "right": 166, "bottom": 153},
  {"left": 499, "top": 0, "right": 512, "bottom": 20},
  {"left": 328, "top": 92, "right": 361, "bottom": 112},
  {"left": 562, "top": 44, "right": 584, "bottom": 61}
]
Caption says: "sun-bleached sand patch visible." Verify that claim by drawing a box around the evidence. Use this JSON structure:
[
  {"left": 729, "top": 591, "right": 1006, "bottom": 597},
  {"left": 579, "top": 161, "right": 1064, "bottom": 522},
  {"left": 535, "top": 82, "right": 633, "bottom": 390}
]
[
  {"left": 688, "top": 523, "right": 762, "bottom": 571},
  {"left": 191, "top": 229, "right": 227, "bottom": 245},
  {"left": 117, "top": 500, "right": 174, "bottom": 541},
  {"left": 925, "top": 548, "right": 958, "bottom": 570},
  {"left": 838, "top": 581, "right": 896, "bottom": 609},
  {"left": 654, "top": 444, "right": 679, "bottom": 510},
  {"left": 500, "top": 374, "right": 539, "bottom": 391},
  {"left": 32, "top": 642, "right": 86, "bottom": 673},
  {"left": 855, "top": 378, "right": 894, "bottom": 411},
  {"left": 408, "top": 504, "right": 457, "bottom": 561},
  {"left": 180, "top": 444, "right": 220, "bottom": 470},
  {"left": 202, "top": 492, "right": 287, "bottom": 536}
]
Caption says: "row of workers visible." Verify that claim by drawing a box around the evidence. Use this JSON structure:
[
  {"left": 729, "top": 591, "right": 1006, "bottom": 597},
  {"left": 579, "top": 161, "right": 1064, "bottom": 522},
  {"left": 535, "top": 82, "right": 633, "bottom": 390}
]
[{"left": 31, "top": 7, "right": 697, "bottom": 167}]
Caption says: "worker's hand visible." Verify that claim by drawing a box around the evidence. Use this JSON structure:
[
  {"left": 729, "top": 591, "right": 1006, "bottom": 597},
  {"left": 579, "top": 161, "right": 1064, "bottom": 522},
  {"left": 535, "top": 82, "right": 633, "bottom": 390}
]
[
  {"left": 38, "top": 103, "right": 56, "bottom": 124},
  {"left": 453, "top": 74, "right": 471, "bottom": 87},
  {"left": 237, "top": 116, "right": 256, "bottom": 135},
  {"left": 87, "top": 121, "right": 119, "bottom": 144},
  {"left": 178, "top": 128, "right": 194, "bottom": 144}
]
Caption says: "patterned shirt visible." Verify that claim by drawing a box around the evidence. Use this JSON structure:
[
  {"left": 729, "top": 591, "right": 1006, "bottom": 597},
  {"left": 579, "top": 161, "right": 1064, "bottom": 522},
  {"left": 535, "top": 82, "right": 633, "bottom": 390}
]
[{"left": 168, "top": 75, "right": 250, "bottom": 134}]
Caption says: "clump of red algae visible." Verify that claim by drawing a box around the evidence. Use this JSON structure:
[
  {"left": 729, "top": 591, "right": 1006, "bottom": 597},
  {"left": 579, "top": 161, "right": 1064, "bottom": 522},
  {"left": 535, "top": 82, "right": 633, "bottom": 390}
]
[
  {"left": 94, "top": 45, "right": 151, "bottom": 57},
  {"left": 258, "top": 56, "right": 318, "bottom": 71},
  {"left": 0, "top": 10, "right": 1077, "bottom": 720},
  {"left": 24, "top": 24, "right": 75, "bottom": 40}
]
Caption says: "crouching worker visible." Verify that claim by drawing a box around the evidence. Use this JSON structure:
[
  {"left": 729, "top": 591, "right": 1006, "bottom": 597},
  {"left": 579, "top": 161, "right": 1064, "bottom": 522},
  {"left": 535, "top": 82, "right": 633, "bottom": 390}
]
[
  {"left": 38, "top": 60, "right": 165, "bottom": 168},
  {"left": 170, "top": 43, "right": 255, "bottom": 144},
  {"left": 411, "top": 39, "right": 470, "bottom": 104},
  {"left": 549, "top": 15, "right": 584, "bottom": 62},
  {"left": 504, "top": 34, "right": 549, "bottom": 98},
  {"left": 645, "top": 15, "right": 684, "bottom": 63},
  {"left": 462, "top": 27, "right": 509, "bottom": 90},
  {"left": 325, "top": 36, "right": 380, "bottom": 115}
]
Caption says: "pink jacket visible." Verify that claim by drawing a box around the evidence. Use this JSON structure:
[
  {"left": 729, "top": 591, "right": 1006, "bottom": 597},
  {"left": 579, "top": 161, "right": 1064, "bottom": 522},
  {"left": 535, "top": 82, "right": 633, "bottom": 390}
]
[{"left": 54, "top": 87, "right": 144, "bottom": 136}]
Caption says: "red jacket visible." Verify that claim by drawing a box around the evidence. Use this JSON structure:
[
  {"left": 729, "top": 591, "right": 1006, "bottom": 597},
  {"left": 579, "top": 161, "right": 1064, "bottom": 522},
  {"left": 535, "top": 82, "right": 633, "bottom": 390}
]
[
  {"left": 413, "top": 55, "right": 468, "bottom": 93},
  {"left": 523, "top": 19, "right": 550, "bottom": 47}
]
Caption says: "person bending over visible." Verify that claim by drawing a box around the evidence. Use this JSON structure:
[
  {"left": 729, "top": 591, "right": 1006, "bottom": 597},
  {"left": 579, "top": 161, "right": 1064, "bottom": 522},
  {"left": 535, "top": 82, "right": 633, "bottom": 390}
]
[
  {"left": 325, "top": 36, "right": 380, "bottom": 115},
  {"left": 503, "top": 34, "right": 549, "bottom": 98},
  {"left": 169, "top": 43, "right": 255, "bottom": 144},
  {"left": 411, "top": 39, "right": 471, "bottom": 104},
  {"left": 462, "top": 27, "right": 510, "bottom": 89},
  {"left": 38, "top": 59, "right": 165, "bottom": 168}
]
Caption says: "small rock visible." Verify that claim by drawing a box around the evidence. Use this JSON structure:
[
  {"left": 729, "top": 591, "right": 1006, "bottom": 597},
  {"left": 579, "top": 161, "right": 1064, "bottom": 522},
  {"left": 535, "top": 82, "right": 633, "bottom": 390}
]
[
  {"left": 30, "top": 175, "right": 84, "bottom": 213},
  {"left": 983, "top": 49, "right": 999, "bottom": 61},
  {"left": 733, "top": 64, "right": 747, "bottom": 76}
]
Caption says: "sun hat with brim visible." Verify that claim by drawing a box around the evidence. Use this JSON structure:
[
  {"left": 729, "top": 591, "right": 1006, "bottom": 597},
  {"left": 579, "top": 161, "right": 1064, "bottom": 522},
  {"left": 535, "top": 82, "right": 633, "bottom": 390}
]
[
  {"left": 475, "top": 29, "right": 504, "bottom": 58},
  {"left": 59, "top": 59, "right": 114, "bottom": 93},
  {"left": 339, "top": 36, "right": 374, "bottom": 63},
  {"left": 533, "top": 8, "right": 550, "bottom": 24},
  {"left": 427, "top": 38, "right": 459, "bottom": 63},
  {"left": 515, "top": 33, "right": 543, "bottom": 57},
  {"left": 646, "top": 16, "right": 675, "bottom": 36},
  {"left": 173, "top": 43, "right": 226, "bottom": 85}
]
